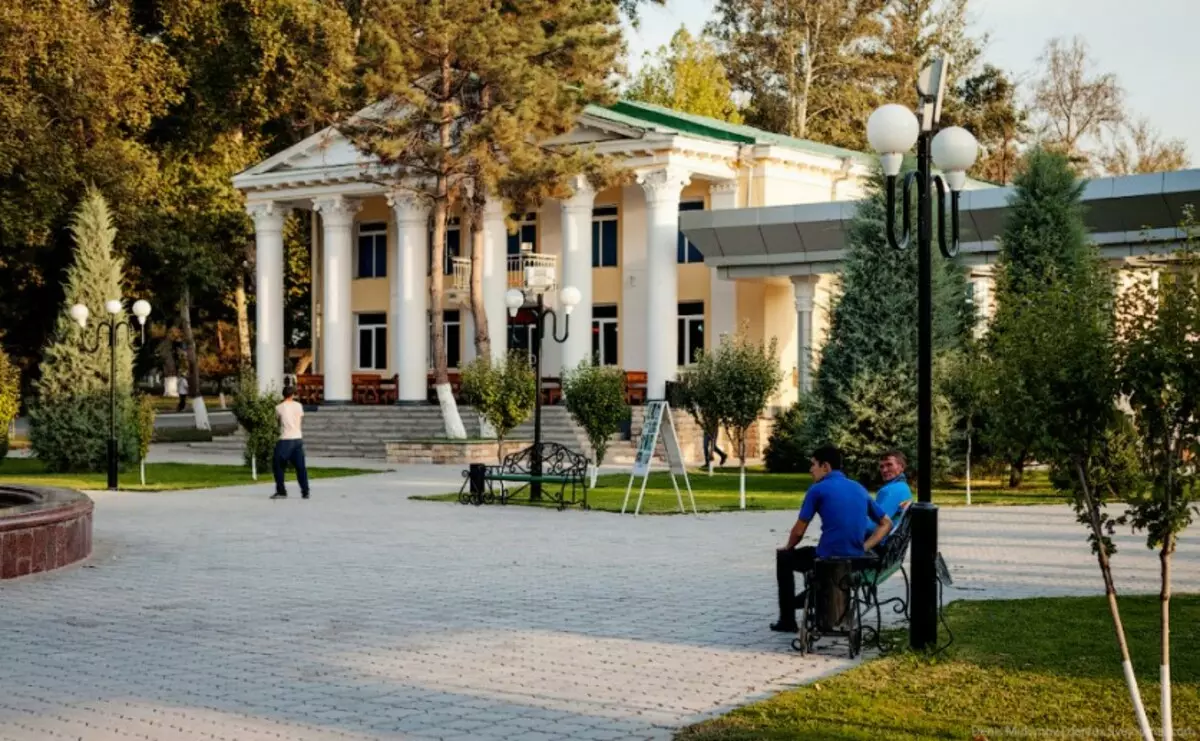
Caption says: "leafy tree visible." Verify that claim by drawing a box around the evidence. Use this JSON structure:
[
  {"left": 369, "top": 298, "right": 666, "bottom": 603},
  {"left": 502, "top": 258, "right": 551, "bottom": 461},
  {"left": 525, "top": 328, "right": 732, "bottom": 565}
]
[
  {"left": 0, "top": 345, "right": 19, "bottom": 464},
  {"left": 0, "top": 0, "right": 179, "bottom": 384},
  {"left": 707, "top": 0, "right": 886, "bottom": 145},
  {"left": 712, "top": 332, "right": 782, "bottom": 509},
  {"left": 347, "top": 0, "right": 623, "bottom": 436},
  {"left": 800, "top": 165, "right": 971, "bottom": 482},
  {"left": 461, "top": 354, "right": 536, "bottom": 463},
  {"left": 1115, "top": 208, "right": 1200, "bottom": 740},
  {"left": 1029, "top": 36, "right": 1125, "bottom": 174},
  {"left": 983, "top": 148, "right": 1093, "bottom": 486},
  {"left": 626, "top": 27, "right": 743, "bottom": 123},
  {"left": 950, "top": 65, "right": 1029, "bottom": 185},
  {"left": 562, "top": 361, "right": 629, "bottom": 469},
  {"left": 1099, "top": 118, "right": 1190, "bottom": 176},
  {"left": 939, "top": 346, "right": 990, "bottom": 500},
  {"left": 676, "top": 356, "right": 724, "bottom": 475},
  {"left": 231, "top": 369, "right": 281, "bottom": 470}
]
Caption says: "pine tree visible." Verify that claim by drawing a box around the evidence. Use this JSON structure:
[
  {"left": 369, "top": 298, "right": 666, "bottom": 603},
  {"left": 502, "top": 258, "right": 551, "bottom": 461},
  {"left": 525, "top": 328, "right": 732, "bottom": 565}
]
[
  {"left": 984, "top": 148, "right": 1094, "bottom": 485},
  {"left": 789, "top": 166, "right": 971, "bottom": 481},
  {"left": 29, "top": 189, "right": 140, "bottom": 472},
  {"left": 36, "top": 189, "right": 135, "bottom": 400}
]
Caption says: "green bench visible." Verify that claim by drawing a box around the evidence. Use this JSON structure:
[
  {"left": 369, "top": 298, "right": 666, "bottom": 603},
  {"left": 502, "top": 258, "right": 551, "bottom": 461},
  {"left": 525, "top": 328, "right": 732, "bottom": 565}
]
[{"left": 459, "top": 442, "right": 590, "bottom": 510}]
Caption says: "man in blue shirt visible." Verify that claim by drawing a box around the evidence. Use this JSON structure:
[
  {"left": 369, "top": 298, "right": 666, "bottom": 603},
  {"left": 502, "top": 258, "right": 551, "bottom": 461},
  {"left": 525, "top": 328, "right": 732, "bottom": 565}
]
[
  {"left": 771, "top": 445, "right": 891, "bottom": 633},
  {"left": 867, "top": 450, "right": 913, "bottom": 542}
]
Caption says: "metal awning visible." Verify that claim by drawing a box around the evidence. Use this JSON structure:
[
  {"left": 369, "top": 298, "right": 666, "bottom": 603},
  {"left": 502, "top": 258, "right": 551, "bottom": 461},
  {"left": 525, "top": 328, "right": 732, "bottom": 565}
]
[{"left": 680, "top": 169, "right": 1200, "bottom": 278}]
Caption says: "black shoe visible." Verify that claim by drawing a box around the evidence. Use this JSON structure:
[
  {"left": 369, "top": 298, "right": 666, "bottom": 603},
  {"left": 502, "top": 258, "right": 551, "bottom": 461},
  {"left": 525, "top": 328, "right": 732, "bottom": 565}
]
[
  {"left": 270, "top": 492, "right": 287, "bottom": 500},
  {"left": 719, "top": 454, "right": 728, "bottom": 466},
  {"left": 770, "top": 620, "right": 799, "bottom": 633},
  {"left": 301, "top": 492, "right": 310, "bottom": 499}
]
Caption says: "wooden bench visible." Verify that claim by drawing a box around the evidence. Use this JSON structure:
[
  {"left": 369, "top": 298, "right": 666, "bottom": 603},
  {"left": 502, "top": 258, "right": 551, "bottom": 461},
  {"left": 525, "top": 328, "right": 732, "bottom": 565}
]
[
  {"left": 427, "top": 371, "right": 463, "bottom": 402},
  {"left": 352, "top": 373, "right": 382, "bottom": 404},
  {"left": 458, "top": 442, "right": 589, "bottom": 510},
  {"left": 295, "top": 374, "right": 324, "bottom": 405},
  {"left": 542, "top": 376, "right": 562, "bottom": 405},
  {"left": 625, "top": 371, "right": 647, "bottom": 405}
]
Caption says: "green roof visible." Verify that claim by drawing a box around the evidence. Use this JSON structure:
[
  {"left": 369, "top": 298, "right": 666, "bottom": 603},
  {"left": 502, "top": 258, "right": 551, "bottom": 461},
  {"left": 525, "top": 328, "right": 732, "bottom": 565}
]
[{"left": 584, "top": 99, "right": 874, "bottom": 164}]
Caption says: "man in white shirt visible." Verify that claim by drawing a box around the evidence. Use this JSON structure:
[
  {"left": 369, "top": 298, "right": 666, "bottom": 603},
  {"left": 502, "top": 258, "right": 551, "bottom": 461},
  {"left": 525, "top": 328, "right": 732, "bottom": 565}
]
[{"left": 271, "top": 386, "right": 310, "bottom": 500}]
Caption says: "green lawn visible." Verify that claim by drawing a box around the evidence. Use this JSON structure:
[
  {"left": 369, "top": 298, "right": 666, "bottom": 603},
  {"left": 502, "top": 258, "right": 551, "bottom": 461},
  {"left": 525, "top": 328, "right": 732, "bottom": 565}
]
[
  {"left": 678, "top": 594, "right": 1200, "bottom": 740},
  {"left": 0, "top": 458, "right": 375, "bottom": 492},
  {"left": 414, "top": 468, "right": 1062, "bottom": 514}
]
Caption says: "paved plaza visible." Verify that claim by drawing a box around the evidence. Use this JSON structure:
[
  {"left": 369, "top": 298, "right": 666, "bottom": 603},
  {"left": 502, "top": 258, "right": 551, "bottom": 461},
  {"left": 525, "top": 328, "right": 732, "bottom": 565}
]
[{"left": 1, "top": 461, "right": 1197, "bottom": 741}]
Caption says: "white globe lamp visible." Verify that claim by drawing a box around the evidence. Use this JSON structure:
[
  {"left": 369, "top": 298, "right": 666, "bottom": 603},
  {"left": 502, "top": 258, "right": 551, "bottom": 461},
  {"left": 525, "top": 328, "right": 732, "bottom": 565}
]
[
  {"left": 132, "top": 299, "right": 152, "bottom": 325},
  {"left": 104, "top": 299, "right": 122, "bottom": 316},
  {"left": 867, "top": 104, "right": 920, "bottom": 176},
  {"left": 505, "top": 288, "right": 525, "bottom": 318},
  {"left": 69, "top": 303, "right": 89, "bottom": 329},
  {"left": 931, "top": 126, "right": 979, "bottom": 191},
  {"left": 559, "top": 286, "right": 581, "bottom": 315}
]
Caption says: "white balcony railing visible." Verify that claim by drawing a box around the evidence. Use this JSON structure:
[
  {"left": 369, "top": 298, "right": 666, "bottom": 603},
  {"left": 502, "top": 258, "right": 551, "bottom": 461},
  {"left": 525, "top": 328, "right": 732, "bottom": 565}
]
[{"left": 449, "top": 251, "right": 558, "bottom": 295}]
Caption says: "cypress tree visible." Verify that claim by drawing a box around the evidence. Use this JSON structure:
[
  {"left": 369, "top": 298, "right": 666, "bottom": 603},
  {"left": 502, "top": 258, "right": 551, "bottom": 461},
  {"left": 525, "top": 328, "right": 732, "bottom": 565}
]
[{"left": 769, "top": 166, "right": 971, "bottom": 481}]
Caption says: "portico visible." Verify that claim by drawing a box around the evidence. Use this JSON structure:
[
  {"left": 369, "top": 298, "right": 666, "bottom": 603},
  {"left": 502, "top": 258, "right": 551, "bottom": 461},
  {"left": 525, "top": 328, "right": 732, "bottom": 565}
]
[{"left": 233, "top": 100, "right": 876, "bottom": 405}]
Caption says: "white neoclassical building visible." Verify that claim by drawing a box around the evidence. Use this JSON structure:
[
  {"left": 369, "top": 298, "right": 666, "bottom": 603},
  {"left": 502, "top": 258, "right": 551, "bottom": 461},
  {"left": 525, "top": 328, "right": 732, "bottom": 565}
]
[{"left": 233, "top": 100, "right": 883, "bottom": 406}]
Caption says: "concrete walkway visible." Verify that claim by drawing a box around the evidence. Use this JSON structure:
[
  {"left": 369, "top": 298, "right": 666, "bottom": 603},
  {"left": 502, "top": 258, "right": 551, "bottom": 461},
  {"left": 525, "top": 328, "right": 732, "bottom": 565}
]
[{"left": 0, "top": 466, "right": 1195, "bottom": 741}]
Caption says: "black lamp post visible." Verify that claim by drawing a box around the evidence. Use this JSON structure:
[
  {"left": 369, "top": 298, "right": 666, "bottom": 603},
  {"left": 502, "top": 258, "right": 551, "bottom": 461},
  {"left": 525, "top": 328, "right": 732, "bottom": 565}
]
[
  {"left": 71, "top": 298, "right": 152, "bottom": 491},
  {"left": 866, "top": 57, "right": 978, "bottom": 651},
  {"left": 505, "top": 284, "right": 579, "bottom": 501}
]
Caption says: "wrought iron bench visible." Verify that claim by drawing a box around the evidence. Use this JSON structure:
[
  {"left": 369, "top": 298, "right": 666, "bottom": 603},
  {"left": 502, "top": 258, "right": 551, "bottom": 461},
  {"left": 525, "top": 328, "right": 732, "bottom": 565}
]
[
  {"left": 458, "top": 442, "right": 589, "bottom": 510},
  {"left": 792, "top": 509, "right": 913, "bottom": 659}
]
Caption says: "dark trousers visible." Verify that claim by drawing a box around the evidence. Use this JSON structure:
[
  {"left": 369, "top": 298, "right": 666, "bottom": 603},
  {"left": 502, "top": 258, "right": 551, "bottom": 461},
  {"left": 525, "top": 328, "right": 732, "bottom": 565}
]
[
  {"left": 176, "top": 393, "right": 188, "bottom": 413},
  {"left": 776, "top": 546, "right": 817, "bottom": 623},
  {"left": 703, "top": 432, "right": 726, "bottom": 463},
  {"left": 273, "top": 439, "right": 310, "bottom": 495}
]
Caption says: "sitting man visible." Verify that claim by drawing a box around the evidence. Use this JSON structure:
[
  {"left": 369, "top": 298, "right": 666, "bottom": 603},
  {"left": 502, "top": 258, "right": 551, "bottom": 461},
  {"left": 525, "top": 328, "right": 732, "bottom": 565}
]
[
  {"left": 868, "top": 449, "right": 913, "bottom": 545},
  {"left": 772, "top": 445, "right": 891, "bottom": 633}
]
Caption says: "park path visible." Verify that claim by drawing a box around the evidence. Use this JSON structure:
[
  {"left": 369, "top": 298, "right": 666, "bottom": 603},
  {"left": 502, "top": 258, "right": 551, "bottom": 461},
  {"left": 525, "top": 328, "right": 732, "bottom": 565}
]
[{"left": 1, "top": 462, "right": 1195, "bottom": 741}]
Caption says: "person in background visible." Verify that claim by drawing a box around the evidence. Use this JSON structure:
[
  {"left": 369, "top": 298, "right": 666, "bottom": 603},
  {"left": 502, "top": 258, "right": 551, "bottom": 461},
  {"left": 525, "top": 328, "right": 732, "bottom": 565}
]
[
  {"left": 176, "top": 375, "right": 189, "bottom": 413},
  {"left": 703, "top": 430, "right": 727, "bottom": 467},
  {"left": 771, "top": 445, "right": 891, "bottom": 632},
  {"left": 271, "top": 386, "right": 310, "bottom": 500}
]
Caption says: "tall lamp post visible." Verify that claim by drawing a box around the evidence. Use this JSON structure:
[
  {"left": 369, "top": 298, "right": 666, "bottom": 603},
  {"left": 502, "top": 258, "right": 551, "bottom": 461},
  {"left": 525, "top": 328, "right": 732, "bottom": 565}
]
[
  {"left": 865, "top": 57, "right": 978, "bottom": 651},
  {"left": 70, "top": 298, "right": 153, "bottom": 491},
  {"left": 505, "top": 284, "right": 580, "bottom": 501}
]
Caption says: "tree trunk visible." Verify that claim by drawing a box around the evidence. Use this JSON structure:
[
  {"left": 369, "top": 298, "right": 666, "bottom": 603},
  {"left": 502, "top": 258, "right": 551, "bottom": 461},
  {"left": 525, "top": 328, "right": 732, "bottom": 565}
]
[
  {"left": 235, "top": 256, "right": 252, "bottom": 368},
  {"left": 965, "top": 431, "right": 972, "bottom": 506},
  {"left": 739, "top": 435, "right": 747, "bottom": 510},
  {"left": 466, "top": 174, "right": 492, "bottom": 361},
  {"left": 159, "top": 333, "right": 178, "bottom": 397},
  {"left": 1008, "top": 457, "right": 1025, "bottom": 488},
  {"left": 179, "top": 288, "right": 210, "bottom": 431},
  {"left": 1074, "top": 460, "right": 1155, "bottom": 741},
  {"left": 433, "top": 52, "right": 465, "bottom": 439},
  {"left": 1161, "top": 535, "right": 1175, "bottom": 741}
]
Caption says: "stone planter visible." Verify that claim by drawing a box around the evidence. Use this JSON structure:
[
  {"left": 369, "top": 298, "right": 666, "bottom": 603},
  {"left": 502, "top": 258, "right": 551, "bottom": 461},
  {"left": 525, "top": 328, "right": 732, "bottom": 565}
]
[{"left": 385, "top": 439, "right": 532, "bottom": 465}]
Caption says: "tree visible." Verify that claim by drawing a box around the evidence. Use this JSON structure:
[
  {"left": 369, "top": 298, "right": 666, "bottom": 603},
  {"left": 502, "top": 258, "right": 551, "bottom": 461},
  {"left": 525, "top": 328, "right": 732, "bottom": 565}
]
[
  {"left": 951, "top": 64, "right": 1029, "bottom": 184},
  {"left": 712, "top": 332, "right": 783, "bottom": 509},
  {"left": 562, "top": 361, "right": 629, "bottom": 470},
  {"left": 677, "top": 356, "right": 725, "bottom": 475},
  {"left": 1030, "top": 36, "right": 1125, "bottom": 174},
  {"left": 626, "top": 27, "right": 743, "bottom": 123},
  {"left": 1099, "top": 118, "right": 1190, "bottom": 176},
  {"left": 0, "top": 0, "right": 179, "bottom": 385},
  {"left": 983, "top": 148, "right": 1093, "bottom": 486},
  {"left": 28, "top": 190, "right": 143, "bottom": 472},
  {"left": 347, "top": 0, "right": 624, "bottom": 436},
  {"left": 1115, "top": 208, "right": 1200, "bottom": 741},
  {"left": 231, "top": 369, "right": 281, "bottom": 470},
  {"left": 873, "top": 0, "right": 981, "bottom": 109},
  {"left": 800, "top": 165, "right": 971, "bottom": 483},
  {"left": 707, "top": 0, "right": 886, "bottom": 146},
  {"left": 461, "top": 354, "right": 536, "bottom": 463},
  {"left": 0, "top": 345, "right": 19, "bottom": 464}
]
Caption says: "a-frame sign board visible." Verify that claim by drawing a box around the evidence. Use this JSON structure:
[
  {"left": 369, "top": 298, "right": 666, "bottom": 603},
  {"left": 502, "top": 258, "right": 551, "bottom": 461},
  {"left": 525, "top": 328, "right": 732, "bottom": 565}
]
[{"left": 621, "top": 401, "right": 697, "bottom": 516}]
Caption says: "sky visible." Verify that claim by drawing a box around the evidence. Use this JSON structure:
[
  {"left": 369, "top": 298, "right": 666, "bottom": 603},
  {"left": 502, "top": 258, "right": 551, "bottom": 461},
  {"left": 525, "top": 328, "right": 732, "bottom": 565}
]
[{"left": 623, "top": 0, "right": 1200, "bottom": 163}]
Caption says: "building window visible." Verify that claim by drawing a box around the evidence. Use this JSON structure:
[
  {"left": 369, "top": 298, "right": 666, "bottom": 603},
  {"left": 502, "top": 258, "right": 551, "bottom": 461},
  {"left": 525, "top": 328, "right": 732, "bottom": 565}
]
[
  {"left": 428, "top": 217, "right": 462, "bottom": 276},
  {"left": 507, "top": 212, "right": 538, "bottom": 255},
  {"left": 428, "top": 309, "right": 462, "bottom": 370},
  {"left": 356, "top": 313, "right": 387, "bottom": 370},
  {"left": 357, "top": 222, "right": 388, "bottom": 278},
  {"left": 592, "top": 305, "right": 618, "bottom": 366},
  {"left": 592, "top": 206, "right": 618, "bottom": 267},
  {"left": 677, "top": 201, "right": 705, "bottom": 264},
  {"left": 677, "top": 301, "right": 705, "bottom": 366}
]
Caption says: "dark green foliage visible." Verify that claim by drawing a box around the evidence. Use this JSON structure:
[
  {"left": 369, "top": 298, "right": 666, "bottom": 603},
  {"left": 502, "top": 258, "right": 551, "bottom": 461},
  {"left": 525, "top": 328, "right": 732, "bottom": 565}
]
[
  {"left": 562, "top": 361, "right": 629, "bottom": 466},
  {"left": 231, "top": 370, "right": 280, "bottom": 469},
  {"left": 763, "top": 399, "right": 810, "bottom": 473},
  {"left": 27, "top": 393, "right": 144, "bottom": 473},
  {"left": 783, "top": 165, "right": 971, "bottom": 482}
]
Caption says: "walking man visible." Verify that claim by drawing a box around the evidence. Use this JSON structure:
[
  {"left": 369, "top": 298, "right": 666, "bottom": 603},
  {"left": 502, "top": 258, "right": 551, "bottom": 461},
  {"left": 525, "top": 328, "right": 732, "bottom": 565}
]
[
  {"left": 271, "top": 386, "right": 310, "bottom": 500},
  {"left": 176, "top": 375, "right": 189, "bottom": 413}
]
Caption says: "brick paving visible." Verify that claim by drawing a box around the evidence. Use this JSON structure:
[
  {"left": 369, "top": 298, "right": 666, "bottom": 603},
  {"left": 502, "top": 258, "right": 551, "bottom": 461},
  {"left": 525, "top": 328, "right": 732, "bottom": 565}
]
[{"left": 1, "top": 465, "right": 1196, "bottom": 741}]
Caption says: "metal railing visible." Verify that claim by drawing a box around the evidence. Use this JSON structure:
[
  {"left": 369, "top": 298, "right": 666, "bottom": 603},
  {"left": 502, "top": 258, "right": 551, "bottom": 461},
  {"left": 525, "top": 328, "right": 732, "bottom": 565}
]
[{"left": 449, "top": 252, "right": 558, "bottom": 294}]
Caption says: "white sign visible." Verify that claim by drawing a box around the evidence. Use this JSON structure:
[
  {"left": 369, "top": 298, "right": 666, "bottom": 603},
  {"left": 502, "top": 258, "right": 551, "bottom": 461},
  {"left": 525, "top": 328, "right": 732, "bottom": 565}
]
[{"left": 621, "top": 401, "right": 696, "bottom": 516}]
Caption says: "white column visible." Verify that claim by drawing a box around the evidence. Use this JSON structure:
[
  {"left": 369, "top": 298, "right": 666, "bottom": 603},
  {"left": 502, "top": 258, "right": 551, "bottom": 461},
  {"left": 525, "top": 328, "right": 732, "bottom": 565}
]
[
  {"left": 388, "top": 191, "right": 429, "bottom": 403},
  {"left": 708, "top": 180, "right": 739, "bottom": 345},
  {"left": 560, "top": 177, "right": 595, "bottom": 372},
  {"left": 248, "top": 202, "right": 288, "bottom": 395},
  {"left": 313, "top": 195, "right": 362, "bottom": 403},
  {"left": 792, "top": 275, "right": 816, "bottom": 393},
  {"left": 482, "top": 199, "right": 509, "bottom": 361},
  {"left": 638, "top": 166, "right": 691, "bottom": 400}
]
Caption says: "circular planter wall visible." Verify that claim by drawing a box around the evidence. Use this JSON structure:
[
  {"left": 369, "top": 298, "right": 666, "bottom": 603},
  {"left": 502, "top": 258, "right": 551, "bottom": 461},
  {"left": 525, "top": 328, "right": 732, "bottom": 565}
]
[{"left": 0, "top": 485, "right": 93, "bottom": 579}]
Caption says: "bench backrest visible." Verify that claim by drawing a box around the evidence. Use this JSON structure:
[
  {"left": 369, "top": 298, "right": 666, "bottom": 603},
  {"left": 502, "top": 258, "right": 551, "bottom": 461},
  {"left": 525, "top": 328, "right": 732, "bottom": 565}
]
[
  {"left": 501, "top": 441, "right": 589, "bottom": 475},
  {"left": 879, "top": 507, "right": 913, "bottom": 569}
]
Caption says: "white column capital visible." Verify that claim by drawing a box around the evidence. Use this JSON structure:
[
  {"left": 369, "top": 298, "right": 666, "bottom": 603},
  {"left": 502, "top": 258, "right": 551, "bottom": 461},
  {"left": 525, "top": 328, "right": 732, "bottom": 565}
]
[
  {"left": 638, "top": 166, "right": 691, "bottom": 205},
  {"left": 246, "top": 202, "right": 289, "bottom": 233},
  {"left": 387, "top": 190, "right": 430, "bottom": 225},
  {"left": 313, "top": 196, "right": 362, "bottom": 228},
  {"left": 561, "top": 176, "right": 596, "bottom": 215},
  {"left": 709, "top": 180, "right": 739, "bottom": 197},
  {"left": 792, "top": 275, "right": 816, "bottom": 313}
]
